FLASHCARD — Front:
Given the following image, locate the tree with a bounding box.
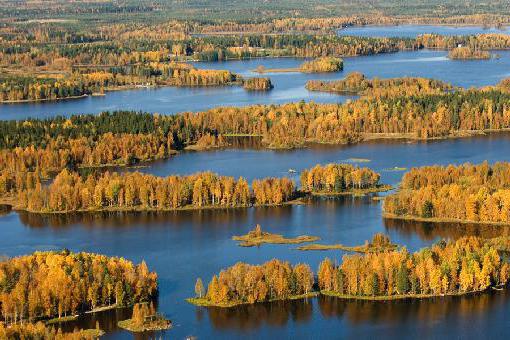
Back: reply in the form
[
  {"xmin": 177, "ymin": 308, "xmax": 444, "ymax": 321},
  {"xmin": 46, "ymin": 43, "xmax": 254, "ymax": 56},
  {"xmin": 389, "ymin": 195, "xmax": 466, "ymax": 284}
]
[{"xmin": 195, "ymin": 278, "xmax": 205, "ymax": 298}]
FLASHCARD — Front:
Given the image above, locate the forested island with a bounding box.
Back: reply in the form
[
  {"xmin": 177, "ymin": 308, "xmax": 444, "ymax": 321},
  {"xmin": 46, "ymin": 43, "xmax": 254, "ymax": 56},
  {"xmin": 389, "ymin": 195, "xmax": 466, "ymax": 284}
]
[
  {"xmin": 384, "ymin": 162, "xmax": 510, "ymax": 225},
  {"xmin": 254, "ymin": 57, "xmax": 343, "ymax": 74},
  {"xmin": 118, "ymin": 302, "xmax": 171, "ymax": 333},
  {"xmin": 306, "ymin": 72, "xmax": 455, "ymax": 97},
  {"xmin": 189, "ymin": 235, "xmax": 509, "ymax": 307},
  {"xmin": 187, "ymin": 259, "xmax": 316, "ymax": 307},
  {"xmin": 0, "ymin": 250, "xmax": 158, "ymax": 325},
  {"xmin": 3, "ymin": 79, "xmax": 510, "ymax": 177},
  {"xmin": 3, "ymin": 162, "xmax": 383, "ymax": 214},
  {"xmin": 448, "ymin": 46, "xmax": 492, "ymax": 60}
]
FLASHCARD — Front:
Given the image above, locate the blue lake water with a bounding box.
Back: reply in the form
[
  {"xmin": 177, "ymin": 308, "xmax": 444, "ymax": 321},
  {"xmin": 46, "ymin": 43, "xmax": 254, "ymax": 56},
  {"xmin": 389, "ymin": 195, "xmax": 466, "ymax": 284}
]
[
  {"xmin": 337, "ymin": 24, "xmax": 509, "ymax": 38},
  {"xmin": 3, "ymin": 25, "xmax": 510, "ymax": 339},
  {"xmin": 3, "ymin": 49, "xmax": 510, "ymax": 120}
]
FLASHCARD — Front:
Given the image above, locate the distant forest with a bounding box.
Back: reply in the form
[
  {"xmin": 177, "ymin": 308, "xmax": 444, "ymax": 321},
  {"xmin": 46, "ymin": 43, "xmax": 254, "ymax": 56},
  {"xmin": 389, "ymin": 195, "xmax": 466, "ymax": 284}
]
[{"xmin": 2, "ymin": 0, "xmax": 510, "ymax": 22}]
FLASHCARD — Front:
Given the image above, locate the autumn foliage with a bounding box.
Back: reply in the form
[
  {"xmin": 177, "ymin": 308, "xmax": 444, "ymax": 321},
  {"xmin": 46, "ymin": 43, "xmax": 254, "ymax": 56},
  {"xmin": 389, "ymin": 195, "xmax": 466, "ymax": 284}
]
[
  {"xmin": 0, "ymin": 250, "xmax": 158, "ymax": 324},
  {"xmin": 306, "ymin": 72, "xmax": 454, "ymax": 98},
  {"xmin": 384, "ymin": 162, "xmax": 510, "ymax": 224},
  {"xmin": 300, "ymin": 163, "xmax": 380, "ymax": 193},
  {"xmin": 15, "ymin": 169, "xmax": 295, "ymax": 213},
  {"xmin": 318, "ymin": 236, "xmax": 509, "ymax": 297},
  {"xmin": 203, "ymin": 259, "xmax": 314, "ymax": 305}
]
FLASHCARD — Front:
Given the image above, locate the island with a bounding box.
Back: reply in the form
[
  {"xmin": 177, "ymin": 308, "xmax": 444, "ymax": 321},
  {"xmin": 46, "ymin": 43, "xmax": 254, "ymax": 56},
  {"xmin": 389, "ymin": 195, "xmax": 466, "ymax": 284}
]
[
  {"xmin": 296, "ymin": 233, "xmax": 399, "ymax": 252},
  {"xmin": 243, "ymin": 77, "xmax": 274, "ymax": 91},
  {"xmin": 232, "ymin": 224, "xmax": 319, "ymax": 247},
  {"xmin": 383, "ymin": 161, "xmax": 510, "ymax": 225},
  {"xmin": 448, "ymin": 46, "xmax": 491, "ymax": 60},
  {"xmin": 118, "ymin": 302, "xmax": 171, "ymax": 333},
  {"xmin": 253, "ymin": 57, "xmax": 343, "ymax": 74},
  {"xmin": 188, "ymin": 235, "xmax": 509, "ymax": 306},
  {"xmin": 187, "ymin": 259, "xmax": 316, "ymax": 307},
  {"xmin": 306, "ymin": 72, "xmax": 454, "ymax": 97}
]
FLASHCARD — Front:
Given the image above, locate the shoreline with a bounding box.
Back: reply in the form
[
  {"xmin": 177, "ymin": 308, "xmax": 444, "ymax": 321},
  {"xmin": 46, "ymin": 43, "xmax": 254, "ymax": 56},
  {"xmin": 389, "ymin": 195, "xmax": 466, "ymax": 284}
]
[
  {"xmin": 383, "ymin": 213, "xmax": 510, "ymax": 226},
  {"xmin": 186, "ymin": 285, "xmax": 503, "ymax": 308},
  {"xmin": 186, "ymin": 292, "xmax": 319, "ymax": 308}
]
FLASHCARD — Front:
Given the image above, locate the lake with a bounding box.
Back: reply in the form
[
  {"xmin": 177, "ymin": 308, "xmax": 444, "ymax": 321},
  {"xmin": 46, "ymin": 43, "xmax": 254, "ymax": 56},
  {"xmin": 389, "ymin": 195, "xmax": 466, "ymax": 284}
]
[
  {"xmin": 3, "ymin": 133, "xmax": 510, "ymax": 339},
  {"xmin": 337, "ymin": 24, "xmax": 509, "ymax": 38},
  {"xmin": 3, "ymin": 49, "xmax": 510, "ymax": 120},
  {"xmin": 3, "ymin": 24, "xmax": 510, "ymax": 339}
]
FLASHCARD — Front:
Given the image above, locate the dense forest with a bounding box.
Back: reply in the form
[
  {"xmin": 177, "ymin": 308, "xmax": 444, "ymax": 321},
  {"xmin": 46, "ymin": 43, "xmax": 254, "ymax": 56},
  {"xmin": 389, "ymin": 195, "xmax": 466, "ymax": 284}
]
[
  {"xmin": 384, "ymin": 162, "xmax": 510, "ymax": 224},
  {"xmin": 319, "ymin": 236, "xmax": 508, "ymax": 298},
  {"xmin": 12, "ymin": 169, "xmax": 295, "ymax": 213},
  {"xmin": 448, "ymin": 46, "xmax": 491, "ymax": 60},
  {"xmin": 0, "ymin": 62, "xmax": 243, "ymax": 102},
  {"xmin": 306, "ymin": 72, "xmax": 454, "ymax": 98},
  {"xmin": 192, "ymin": 259, "xmax": 314, "ymax": 306},
  {"xmin": 299, "ymin": 57, "xmax": 343, "ymax": 73},
  {"xmin": 300, "ymin": 163, "xmax": 381, "ymax": 193},
  {"xmin": 2, "ymin": 85, "xmax": 510, "ymax": 180},
  {"xmin": 0, "ymin": 322, "xmax": 103, "ymax": 339},
  {"xmin": 0, "ymin": 250, "xmax": 158, "ymax": 324},
  {"xmin": 193, "ymin": 235, "xmax": 509, "ymax": 306}
]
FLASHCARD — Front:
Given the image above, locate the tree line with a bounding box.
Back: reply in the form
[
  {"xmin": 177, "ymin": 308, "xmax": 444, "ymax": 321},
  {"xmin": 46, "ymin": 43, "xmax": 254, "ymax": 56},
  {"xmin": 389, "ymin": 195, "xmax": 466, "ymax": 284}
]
[
  {"xmin": 198, "ymin": 259, "xmax": 314, "ymax": 306},
  {"xmin": 14, "ymin": 169, "xmax": 296, "ymax": 213},
  {"xmin": 0, "ymin": 62, "xmax": 243, "ymax": 102},
  {"xmin": 3, "ymin": 85, "xmax": 510, "ymax": 176},
  {"xmin": 194, "ymin": 236, "xmax": 509, "ymax": 306},
  {"xmin": 5, "ymin": 162, "xmax": 382, "ymax": 213},
  {"xmin": 318, "ymin": 236, "xmax": 508, "ymax": 297},
  {"xmin": 300, "ymin": 163, "xmax": 380, "ymax": 193},
  {"xmin": 384, "ymin": 161, "xmax": 510, "ymax": 224},
  {"xmin": 0, "ymin": 250, "xmax": 158, "ymax": 324},
  {"xmin": 448, "ymin": 46, "xmax": 491, "ymax": 60}
]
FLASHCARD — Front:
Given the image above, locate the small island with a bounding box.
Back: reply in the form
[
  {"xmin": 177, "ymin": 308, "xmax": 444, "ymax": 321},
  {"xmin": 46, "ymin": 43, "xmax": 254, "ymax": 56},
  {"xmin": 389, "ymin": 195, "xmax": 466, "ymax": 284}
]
[
  {"xmin": 297, "ymin": 233, "xmax": 399, "ymax": 252},
  {"xmin": 299, "ymin": 57, "xmax": 344, "ymax": 73},
  {"xmin": 253, "ymin": 57, "xmax": 343, "ymax": 74},
  {"xmin": 118, "ymin": 302, "xmax": 171, "ymax": 333},
  {"xmin": 233, "ymin": 224, "xmax": 319, "ymax": 247},
  {"xmin": 306, "ymin": 72, "xmax": 454, "ymax": 97},
  {"xmin": 243, "ymin": 77, "xmax": 273, "ymax": 91},
  {"xmin": 448, "ymin": 46, "xmax": 491, "ymax": 60},
  {"xmin": 187, "ymin": 259, "xmax": 316, "ymax": 307},
  {"xmin": 300, "ymin": 163, "xmax": 392, "ymax": 196}
]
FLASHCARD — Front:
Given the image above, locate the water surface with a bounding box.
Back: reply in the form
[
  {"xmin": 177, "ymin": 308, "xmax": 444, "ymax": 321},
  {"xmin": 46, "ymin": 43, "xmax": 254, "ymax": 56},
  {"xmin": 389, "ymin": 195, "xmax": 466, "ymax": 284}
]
[
  {"xmin": 338, "ymin": 24, "xmax": 509, "ymax": 38},
  {"xmin": 4, "ymin": 49, "xmax": 510, "ymax": 120},
  {"xmin": 3, "ymin": 133, "xmax": 510, "ymax": 338}
]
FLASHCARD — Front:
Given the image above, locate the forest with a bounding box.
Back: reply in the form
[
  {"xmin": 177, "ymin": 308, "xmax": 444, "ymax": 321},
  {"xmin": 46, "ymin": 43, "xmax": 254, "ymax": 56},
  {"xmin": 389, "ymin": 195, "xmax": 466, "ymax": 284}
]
[
  {"xmin": 306, "ymin": 72, "xmax": 455, "ymax": 98},
  {"xmin": 384, "ymin": 162, "xmax": 510, "ymax": 224},
  {"xmin": 192, "ymin": 235, "xmax": 509, "ymax": 306},
  {"xmin": 2, "ymin": 85, "xmax": 510, "ymax": 182},
  {"xmin": 12, "ymin": 169, "xmax": 295, "ymax": 213},
  {"xmin": 0, "ymin": 250, "xmax": 158, "ymax": 324},
  {"xmin": 190, "ymin": 259, "xmax": 315, "ymax": 307},
  {"xmin": 0, "ymin": 62, "xmax": 244, "ymax": 102},
  {"xmin": 0, "ymin": 322, "xmax": 104, "ymax": 339},
  {"xmin": 319, "ymin": 236, "xmax": 508, "ymax": 298},
  {"xmin": 448, "ymin": 46, "xmax": 491, "ymax": 60},
  {"xmin": 300, "ymin": 163, "xmax": 381, "ymax": 193}
]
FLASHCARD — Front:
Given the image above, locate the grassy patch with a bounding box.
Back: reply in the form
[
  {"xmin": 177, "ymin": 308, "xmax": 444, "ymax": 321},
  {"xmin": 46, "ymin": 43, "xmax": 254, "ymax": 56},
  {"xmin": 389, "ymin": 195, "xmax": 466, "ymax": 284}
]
[{"xmin": 233, "ymin": 224, "xmax": 319, "ymax": 247}]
